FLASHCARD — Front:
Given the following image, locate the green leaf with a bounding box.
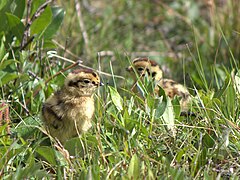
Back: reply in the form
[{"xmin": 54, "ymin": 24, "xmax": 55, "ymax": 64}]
[
  {"xmin": 203, "ymin": 134, "xmax": 215, "ymax": 148},
  {"xmin": 43, "ymin": 40, "xmax": 57, "ymax": 49},
  {"xmin": 0, "ymin": 0, "xmax": 12, "ymax": 32},
  {"xmin": 30, "ymin": 6, "xmax": 52, "ymax": 35},
  {"xmin": 108, "ymin": 86, "xmax": 123, "ymax": 111},
  {"xmin": 214, "ymin": 74, "xmax": 231, "ymax": 98},
  {"xmin": 145, "ymin": 77, "xmax": 155, "ymax": 94},
  {"xmin": 13, "ymin": 0, "xmax": 25, "ymax": 18},
  {"xmin": 155, "ymin": 87, "xmax": 167, "ymax": 118},
  {"xmin": 176, "ymin": 149, "xmax": 185, "ymax": 163},
  {"xmin": 234, "ymin": 71, "xmax": 240, "ymax": 94},
  {"xmin": 127, "ymin": 154, "xmax": 140, "ymax": 180},
  {"xmin": 0, "ymin": 59, "xmax": 15, "ymax": 71},
  {"xmin": 0, "ymin": 36, "xmax": 6, "ymax": 60},
  {"xmin": 162, "ymin": 97, "xmax": 176, "ymax": 136},
  {"xmin": 44, "ymin": 6, "xmax": 65, "ymax": 39},
  {"xmin": 13, "ymin": 116, "xmax": 42, "ymax": 138},
  {"xmin": 0, "ymin": 71, "xmax": 18, "ymax": 87},
  {"xmin": 64, "ymin": 137, "xmax": 85, "ymax": 157},
  {"xmin": 36, "ymin": 146, "xmax": 57, "ymax": 165},
  {"xmin": 225, "ymin": 82, "xmax": 235, "ymax": 117},
  {"xmin": 172, "ymin": 96, "xmax": 181, "ymax": 118},
  {"xmin": 30, "ymin": 0, "xmax": 46, "ymax": 17},
  {"xmin": 12, "ymin": 155, "xmax": 50, "ymax": 179},
  {"xmin": 6, "ymin": 12, "xmax": 24, "ymax": 40},
  {"xmin": 0, "ymin": 0, "xmax": 25, "ymax": 33},
  {"xmin": 136, "ymin": 82, "xmax": 146, "ymax": 97},
  {"xmin": 0, "ymin": 0, "xmax": 7, "ymax": 11},
  {"xmin": 146, "ymin": 94, "xmax": 155, "ymax": 110}
]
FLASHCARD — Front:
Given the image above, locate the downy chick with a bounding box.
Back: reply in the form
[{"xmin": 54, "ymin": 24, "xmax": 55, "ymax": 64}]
[
  {"xmin": 127, "ymin": 57, "xmax": 191, "ymax": 111},
  {"xmin": 42, "ymin": 68, "xmax": 103, "ymax": 143}
]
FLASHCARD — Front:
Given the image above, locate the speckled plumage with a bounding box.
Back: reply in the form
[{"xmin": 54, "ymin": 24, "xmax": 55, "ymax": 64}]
[
  {"xmin": 42, "ymin": 68, "xmax": 102, "ymax": 143},
  {"xmin": 127, "ymin": 57, "xmax": 191, "ymax": 111}
]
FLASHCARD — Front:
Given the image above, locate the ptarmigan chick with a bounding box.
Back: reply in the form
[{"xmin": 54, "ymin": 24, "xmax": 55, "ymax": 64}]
[
  {"xmin": 42, "ymin": 68, "xmax": 103, "ymax": 143},
  {"xmin": 127, "ymin": 57, "xmax": 191, "ymax": 111}
]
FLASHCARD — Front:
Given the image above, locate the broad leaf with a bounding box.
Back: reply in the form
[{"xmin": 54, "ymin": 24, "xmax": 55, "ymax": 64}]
[
  {"xmin": 0, "ymin": 0, "xmax": 12, "ymax": 32},
  {"xmin": 30, "ymin": 0, "xmax": 46, "ymax": 17},
  {"xmin": 13, "ymin": 116, "xmax": 42, "ymax": 138},
  {"xmin": 109, "ymin": 86, "xmax": 123, "ymax": 111},
  {"xmin": 13, "ymin": 0, "xmax": 25, "ymax": 18},
  {"xmin": 172, "ymin": 96, "xmax": 181, "ymax": 118},
  {"xmin": 0, "ymin": 0, "xmax": 25, "ymax": 32},
  {"xmin": 0, "ymin": 59, "xmax": 15, "ymax": 71},
  {"xmin": 155, "ymin": 86, "xmax": 167, "ymax": 118},
  {"xmin": 0, "ymin": 71, "xmax": 18, "ymax": 87},
  {"xmin": 0, "ymin": 0, "xmax": 7, "ymax": 11},
  {"xmin": 6, "ymin": 13, "xmax": 24, "ymax": 40},
  {"xmin": 162, "ymin": 97, "xmax": 176, "ymax": 136},
  {"xmin": 30, "ymin": 6, "xmax": 52, "ymax": 35},
  {"xmin": 44, "ymin": 6, "xmax": 65, "ymax": 39},
  {"xmin": 64, "ymin": 137, "xmax": 85, "ymax": 157},
  {"xmin": 36, "ymin": 146, "xmax": 57, "ymax": 165},
  {"xmin": 127, "ymin": 154, "xmax": 140, "ymax": 179}
]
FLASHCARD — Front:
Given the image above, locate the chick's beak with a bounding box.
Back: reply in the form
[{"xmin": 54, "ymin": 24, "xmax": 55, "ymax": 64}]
[{"xmin": 126, "ymin": 66, "xmax": 132, "ymax": 72}]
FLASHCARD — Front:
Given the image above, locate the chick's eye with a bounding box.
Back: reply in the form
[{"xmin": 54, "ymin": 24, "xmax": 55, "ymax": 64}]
[
  {"xmin": 83, "ymin": 79, "xmax": 90, "ymax": 84},
  {"xmin": 137, "ymin": 67, "xmax": 144, "ymax": 71},
  {"xmin": 152, "ymin": 72, "xmax": 157, "ymax": 77}
]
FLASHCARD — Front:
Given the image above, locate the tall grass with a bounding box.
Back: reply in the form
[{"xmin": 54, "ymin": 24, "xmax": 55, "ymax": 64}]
[{"xmin": 1, "ymin": 0, "xmax": 240, "ymax": 179}]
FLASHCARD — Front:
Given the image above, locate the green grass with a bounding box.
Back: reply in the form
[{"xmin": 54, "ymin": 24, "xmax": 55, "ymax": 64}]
[{"xmin": 1, "ymin": 0, "xmax": 240, "ymax": 179}]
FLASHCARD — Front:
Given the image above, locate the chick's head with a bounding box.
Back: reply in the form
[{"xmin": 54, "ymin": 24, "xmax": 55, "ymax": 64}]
[
  {"xmin": 127, "ymin": 57, "xmax": 163, "ymax": 81},
  {"xmin": 64, "ymin": 68, "xmax": 103, "ymax": 96}
]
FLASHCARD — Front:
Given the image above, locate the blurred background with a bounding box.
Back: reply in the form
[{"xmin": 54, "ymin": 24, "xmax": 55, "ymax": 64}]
[
  {"xmin": 1, "ymin": 0, "xmax": 240, "ymax": 124},
  {"xmin": 55, "ymin": 0, "xmax": 240, "ymax": 90},
  {"xmin": 1, "ymin": 0, "xmax": 240, "ymax": 178}
]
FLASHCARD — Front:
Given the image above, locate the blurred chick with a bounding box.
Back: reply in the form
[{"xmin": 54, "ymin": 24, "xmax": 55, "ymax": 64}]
[
  {"xmin": 42, "ymin": 68, "xmax": 103, "ymax": 143},
  {"xmin": 127, "ymin": 57, "xmax": 191, "ymax": 111}
]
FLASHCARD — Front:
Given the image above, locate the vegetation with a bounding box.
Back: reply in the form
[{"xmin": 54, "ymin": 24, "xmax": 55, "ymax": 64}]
[{"xmin": 1, "ymin": 0, "xmax": 240, "ymax": 179}]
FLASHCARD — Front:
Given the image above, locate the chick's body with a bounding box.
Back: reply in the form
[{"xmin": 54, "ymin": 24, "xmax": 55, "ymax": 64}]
[
  {"xmin": 42, "ymin": 68, "xmax": 102, "ymax": 143},
  {"xmin": 127, "ymin": 57, "xmax": 191, "ymax": 111},
  {"xmin": 157, "ymin": 79, "xmax": 190, "ymax": 111}
]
